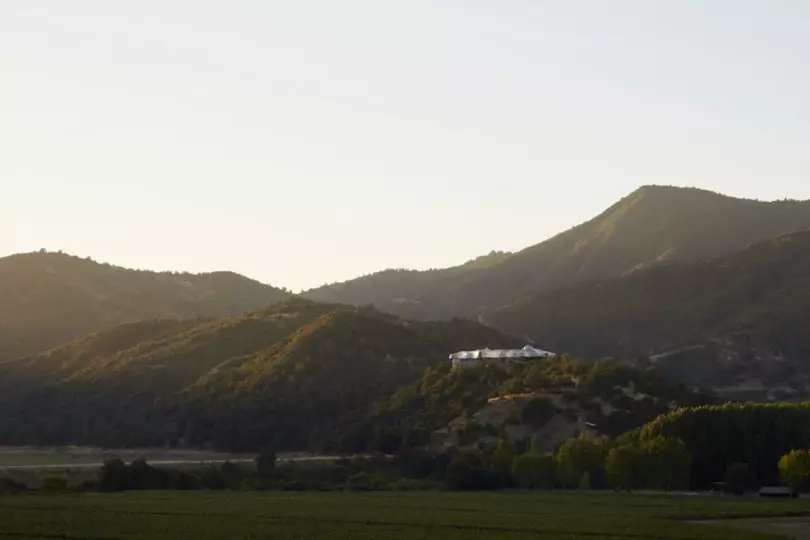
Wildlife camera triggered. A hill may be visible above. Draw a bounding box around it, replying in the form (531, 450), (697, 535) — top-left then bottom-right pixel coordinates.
(0, 296), (713, 453)
(486, 231), (810, 399)
(363, 355), (713, 454)
(306, 186), (810, 320)
(0, 251), (289, 360)
(0, 299), (521, 451)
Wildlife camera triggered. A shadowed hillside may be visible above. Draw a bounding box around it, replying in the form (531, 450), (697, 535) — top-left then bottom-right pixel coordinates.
(0, 251), (289, 360)
(486, 231), (810, 398)
(306, 186), (810, 320)
(0, 298), (521, 451)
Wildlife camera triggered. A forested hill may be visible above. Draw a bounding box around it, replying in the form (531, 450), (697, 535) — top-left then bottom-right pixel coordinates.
(306, 186), (810, 320)
(0, 298), (521, 451)
(0, 251), (289, 360)
(486, 231), (810, 399)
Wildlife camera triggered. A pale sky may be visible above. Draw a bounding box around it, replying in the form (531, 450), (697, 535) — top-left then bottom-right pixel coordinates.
(3, 1), (809, 290)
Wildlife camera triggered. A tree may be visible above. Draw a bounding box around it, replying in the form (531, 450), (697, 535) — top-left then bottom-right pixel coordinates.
(724, 462), (751, 495)
(445, 453), (478, 490)
(521, 398), (555, 429)
(578, 471), (591, 490)
(489, 439), (516, 487)
(642, 437), (691, 490)
(511, 452), (556, 489)
(605, 444), (644, 491)
(445, 452), (497, 491)
(255, 447), (278, 479)
(129, 457), (168, 490)
(778, 449), (810, 492)
(556, 434), (609, 488)
(98, 457), (129, 492)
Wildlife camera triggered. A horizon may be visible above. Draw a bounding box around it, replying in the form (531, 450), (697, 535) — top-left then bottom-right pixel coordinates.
(5, 2), (810, 290)
(6, 183), (809, 291)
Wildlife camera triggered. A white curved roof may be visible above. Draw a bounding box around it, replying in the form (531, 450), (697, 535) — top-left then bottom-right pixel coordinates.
(449, 345), (555, 360)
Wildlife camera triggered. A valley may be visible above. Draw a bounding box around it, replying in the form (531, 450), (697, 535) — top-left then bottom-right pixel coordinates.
(2, 185), (810, 496)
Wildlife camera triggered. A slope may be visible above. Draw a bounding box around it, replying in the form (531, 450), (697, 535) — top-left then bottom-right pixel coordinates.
(306, 186), (810, 320)
(486, 231), (810, 397)
(0, 251), (289, 360)
(0, 298), (521, 450)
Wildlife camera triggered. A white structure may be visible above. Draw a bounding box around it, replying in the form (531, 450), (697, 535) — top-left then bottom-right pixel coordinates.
(449, 345), (556, 369)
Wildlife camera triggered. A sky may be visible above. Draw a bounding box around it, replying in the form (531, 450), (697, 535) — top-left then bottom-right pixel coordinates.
(3, 1), (810, 291)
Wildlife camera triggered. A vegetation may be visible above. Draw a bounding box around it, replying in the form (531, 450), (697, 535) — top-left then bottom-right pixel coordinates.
(511, 451), (556, 489)
(0, 490), (805, 539)
(0, 251), (289, 360)
(778, 449), (810, 492)
(1, 284), (713, 453)
(606, 437), (692, 491)
(307, 186), (810, 322)
(638, 402), (810, 487)
(488, 230), (810, 371)
(0, 298), (521, 450)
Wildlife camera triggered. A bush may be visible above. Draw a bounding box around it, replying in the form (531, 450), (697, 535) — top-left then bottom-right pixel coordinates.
(40, 474), (67, 492)
(293, 462), (350, 486)
(388, 478), (442, 491)
(395, 449), (436, 479)
(98, 457), (129, 492)
(0, 477), (26, 493)
(346, 472), (372, 491)
(445, 452), (499, 491)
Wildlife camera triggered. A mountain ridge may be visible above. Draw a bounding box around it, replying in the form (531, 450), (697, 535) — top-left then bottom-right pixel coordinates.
(0, 298), (523, 450)
(0, 251), (290, 360)
(305, 185), (810, 320)
(485, 229), (810, 399)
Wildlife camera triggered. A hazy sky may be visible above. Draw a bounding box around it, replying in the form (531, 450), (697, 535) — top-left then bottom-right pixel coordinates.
(3, 1), (809, 290)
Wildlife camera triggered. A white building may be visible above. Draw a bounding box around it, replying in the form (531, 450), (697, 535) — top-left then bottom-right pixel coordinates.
(449, 345), (556, 369)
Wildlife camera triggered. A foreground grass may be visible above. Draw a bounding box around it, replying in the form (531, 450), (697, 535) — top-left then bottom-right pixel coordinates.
(0, 491), (808, 539)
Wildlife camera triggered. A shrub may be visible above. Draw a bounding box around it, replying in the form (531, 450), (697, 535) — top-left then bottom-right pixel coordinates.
(779, 449), (810, 491)
(0, 477), (26, 493)
(40, 474), (67, 492)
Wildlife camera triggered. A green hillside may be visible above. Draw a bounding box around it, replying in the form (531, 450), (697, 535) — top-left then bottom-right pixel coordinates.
(306, 186), (810, 320)
(486, 231), (810, 397)
(0, 251), (289, 360)
(360, 354), (713, 453)
(0, 299), (521, 451)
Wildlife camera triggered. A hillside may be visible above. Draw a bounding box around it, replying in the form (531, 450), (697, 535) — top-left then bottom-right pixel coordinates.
(0, 251), (289, 360)
(0, 299), (521, 451)
(359, 354), (713, 454)
(486, 231), (810, 398)
(306, 186), (810, 320)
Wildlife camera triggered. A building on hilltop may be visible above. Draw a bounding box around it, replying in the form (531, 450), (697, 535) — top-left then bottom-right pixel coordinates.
(449, 345), (555, 369)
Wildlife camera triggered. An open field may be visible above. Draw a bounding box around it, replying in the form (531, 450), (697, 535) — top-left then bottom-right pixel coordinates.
(0, 491), (808, 539)
(0, 447), (341, 472)
(0, 447), (257, 470)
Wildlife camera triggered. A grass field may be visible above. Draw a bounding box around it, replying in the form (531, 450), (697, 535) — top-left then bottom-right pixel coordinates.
(0, 491), (808, 539)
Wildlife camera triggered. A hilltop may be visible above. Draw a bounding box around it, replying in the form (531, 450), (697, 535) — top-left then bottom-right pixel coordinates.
(486, 230), (810, 399)
(0, 251), (289, 360)
(306, 186), (810, 320)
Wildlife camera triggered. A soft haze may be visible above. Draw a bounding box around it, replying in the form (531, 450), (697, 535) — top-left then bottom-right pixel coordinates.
(3, 1), (809, 290)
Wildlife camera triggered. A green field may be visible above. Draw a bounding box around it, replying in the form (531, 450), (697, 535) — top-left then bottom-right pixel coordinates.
(0, 491), (808, 539)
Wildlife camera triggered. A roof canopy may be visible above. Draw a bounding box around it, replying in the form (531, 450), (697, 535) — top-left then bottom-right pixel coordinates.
(449, 345), (555, 360)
